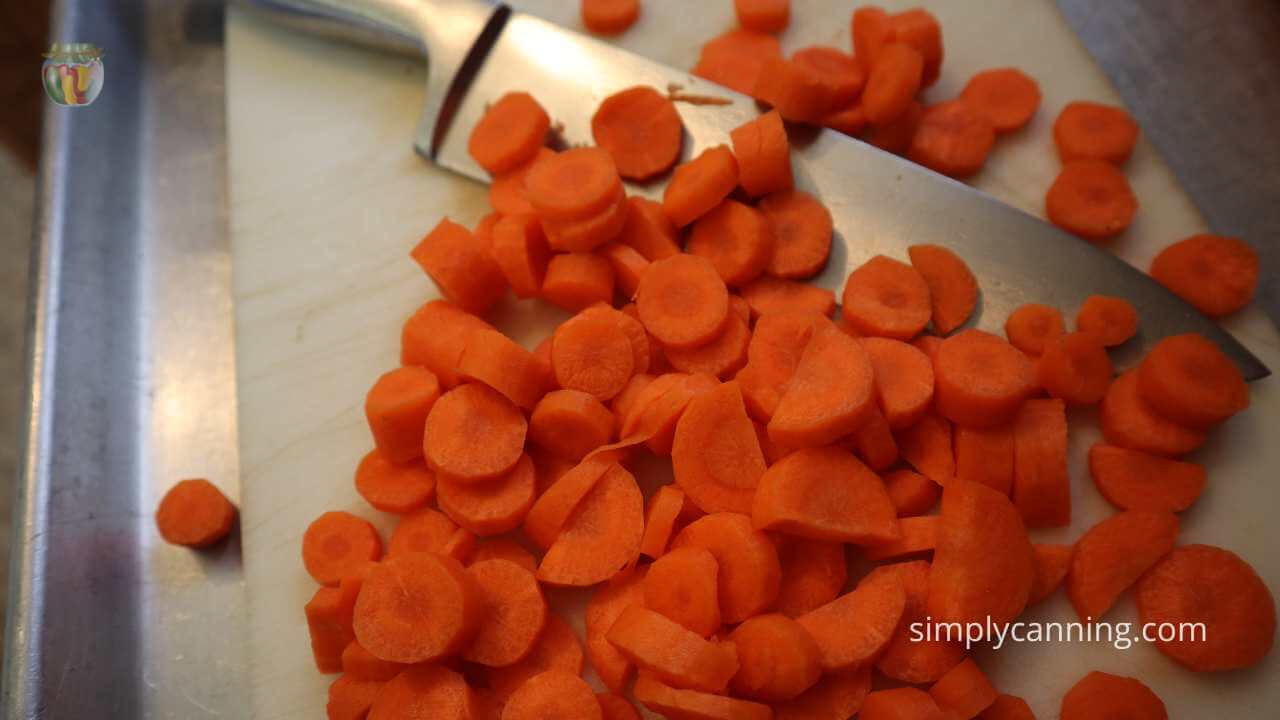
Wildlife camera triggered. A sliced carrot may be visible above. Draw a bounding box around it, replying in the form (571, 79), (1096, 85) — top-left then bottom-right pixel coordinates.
(740, 276), (835, 319)
(851, 6), (892, 72)
(470, 538), (536, 573)
(735, 0), (789, 32)
(769, 319), (876, 448)
(490, 214), (551, 299)
(862, 337), (935, 430)
(908, 244), (978, 334)
(797, 566), (906, 672)
(462, 558), (548, 667)
(1036, 332), (1113, 406)
(1075, 294), (1138, 346)
(822, 100), (869, 136)
(842, 255), (932, 340)
(411, 218), (507, 315)
(1053, 101), (1140, 165)
(929, 658), (997, 720)
(458, 328), (547, 411)
(934, 329), (1035, 428)
(503, 671), (601, 720)
(663, 145), (739, 228)
(621, 372), (720, 455)
(736, 310), (820, 421)
(897, 410), (955, 485)
(581, 0), (639, 35)
(753, 55), (851, 124)
(387, 507), (475, 563)
(912, 332), (943, 362)
(758, 190), (833, 280)
(542, 191), (628, 253)
(692, 29), (783, 97)
(773, 536), (846, 618)
(367, 664), (478, 720)
(552, 308), (636, 401)
(863, 515), (937, 562)
(1088, 443), (1205, 513)
(635, 254), (730, 349)
(523, 457), (612, 549)
(596, 693), (640, 720)
(486, 612), (585, 703)
(591, 86), (682, 181)
(872, 560), (966, 684)
(1099, 370), (1206, 457)
(774, 668), (870, 720)
(585, 568), (647, 693)
(977, 695), (1035, 720)
(959, 68), (1040, 132)
(606, 605), (740, 694)
(908, 100), (996, 179)
(862, 43), (925, 125)
(643, 546), (722, 637)
(884, 468), (941, 516)
(729, 109), (794, 199)
(437, 453), (537, 537)
(665, 310), (750, 378)
(474, 210), (502, 254)
(671, 512), (781, 623)
(1150, 233), (1259, 317)
(1028, 542), (1073, 605)
(525, 146), (623, 222)
(364, 365), (440, 464)
(1137, 333), (1249, 429)
(1003, 302), (1064, 357)
(793, 45), (866, 104)
(928, 480), (1035, 626)
(155, 478), (237, 548)
(424, 383), (526, 482)
(687, 200), (774, 287)
(305, 577), (362, 673)
(1059, 671), (1166, 720)
(849, 405), (899, 471)
(598, 242), (648, 299)
(468, 91), (549, 175)
(490, 147), (553, 216)
(617, 196), (680, 261)
(753, 445), (900, 545)
(730, 614), (822, 701)
(303, 511), (382, 586)
(953, 424), (1014, 495)
(352, 551), (481, 663)
(530, 442), (574, 495)
(1067, 509), (1179, 621)
(622, 302), (670, 372)
(529, 389), (616, 462)
(1012, 398), (1070, 528)
(589, 303), (652, 374)
(401, 300), (494, 388)
(888, 8), (944, 87)
(342, 640), (405, 681)
(672, 381), (767, 514)
(633, 671), (772, 720)
(863, 99), (923, 155)
(1045, 159), (1138, 242)
(537, 463), (643, 586)
(327, 674), (384, 720)
(611, 373), (654, 426)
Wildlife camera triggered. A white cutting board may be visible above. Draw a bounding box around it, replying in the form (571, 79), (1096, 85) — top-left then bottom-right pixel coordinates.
(227, 2), (1280, 718)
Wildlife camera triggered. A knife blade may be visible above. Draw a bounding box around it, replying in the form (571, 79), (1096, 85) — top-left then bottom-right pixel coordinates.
(250, 0), (1268, 380)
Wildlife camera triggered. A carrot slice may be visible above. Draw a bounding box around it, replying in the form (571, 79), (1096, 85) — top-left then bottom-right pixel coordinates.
(1003, 302), (1064, 356)
(977, 695), (1035, 720)
(863, 515), (937, 562)
(401, 300), (494, 388)
(525, 146), (623, 222)
(364, 366), (440, 463)
(633, 671), (772, 720)
(470, 538), (536, 573)
(542, 190), (629, 253)
(411, 218), (507, 315)
(537, 463), (643, 586)
(1036, 332), (1112, 406)
(692, 29), (783, 97)
(1028, 542), (1073, 605)
(730, 614), (822, 701)
(1059, 671), (1166, 720)
(367, 664), (478, 720)
(621, 372), (720, 455)
(773, 536), (846, 618)
(928, 480), (1035, 626)
(757, 190), (833, 280)
(735, 0), (789, 32)
(458, 328), (547, 411)
(467, 91), (549, 175)
(1045, 159), (1138, 242)
(863, 99), (923, 154)
(486, 612), (585, 703)
(797, 567), (906, 672)
(663, 145), (739, 228)
(523, 457), (612, 549)
(753, 56), (850, 123)
(753, 446), (900, 545)
(387, 507), (475, 562)
(303, 511), (382, 586)
(437, 453), (537, 537)
(606, 605), (740, 693)
(640, 486), (685, 559)
(688, 200), (775, 287)
(794, 45), (865, 98)
(849, 405), (899, 471)
(736, 310), (821, 421)
(842, 255), (932, 340)
(1067, 509), (1179, 621)
(888, 8), (943, 87)
(897, 410), (955, 485)
(591, 86), (682, 181)
(671, 512), (781, 623)
(1053, 101), (1140, 165)
(774, 666), (870, 720)
(1089, 443), (1205, 513)
(1150, 233), (1258, 317)
(490, 147), (553, 216)
(585, 568), (647, 693)
(599, 242), (648, 298)
(1012, 398), (1070, 528)
(953, 424), (1014, 495)
(1138, 333), (1249, 429)
(665, 310), (751, 378)
(611, 372), (654, 425)
(424, 383), (526, 482)
(552, 308), (636, 401)
(908, 100), (996, 178)
(851, 6), (892, 72)
(305, 577), (362, 673)
(644, 546), (722, 637)
(529, 389), (615, 462)
(861, 337), (935, 430)
(934, 329), (1035, 428)
(596, 693), (640, 720)
(461, 558), (548, 668)
(1100, 370), (1205, 457)
(822, 100), (869, 136)
(352, 552), (482, 664)
(503, 669), (601, 720)
(907, 244), (978, 335)
(959, 68), (1040, 132)
(342, 640), (404, 682)
(635, 254), (730, 349)
(929, 658), (997, 720)
(617, 196), (681, 261)
(884, 468), (941, 516)
(490, 213), (552, 299)
(769, 319), (876, 448)
(327, 674), (384, 720)
(872, 560), (966, 684)
(729, 110), (794, 198)
(673, 381), (767, 514)
(155, 478), (237, 548)
(584, 302), (652, 375)
(740, 276), (836, 319)
(1138, 544), (1276, 671)
(1075, 294), (1138, 346)
(862, 43), (924, 125)
(581, 0), (638, 35)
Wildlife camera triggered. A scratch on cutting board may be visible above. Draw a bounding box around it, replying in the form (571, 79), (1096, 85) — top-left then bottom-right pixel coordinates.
(181, 688), (221, 717)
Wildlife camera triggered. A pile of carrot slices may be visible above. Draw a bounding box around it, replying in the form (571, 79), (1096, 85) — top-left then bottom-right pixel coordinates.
(277, 2), (1278, 719)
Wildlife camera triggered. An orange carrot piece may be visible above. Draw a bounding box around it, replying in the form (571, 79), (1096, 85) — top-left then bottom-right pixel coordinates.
(470, 538), (537, 573)
(529, 389), (616, 461)
(490, 147), (553, 216)
(863, 515), (937, 562)
(155, 478), (237, 548)
(977, 695), (1035, 720)
(753, 446), (900, 545)
(1089, 443), (1204, 513)
(523, 457), (612, 548)
(1137, 333), (1248, 429)
(794, 45), (865, 100)
(862, 337), (935, 430)
(617, 196), (680, 261)
(424, 383), (526, 482)
(798, 566), (906, 672)
(753, 56), (850, 124)
(491, 213), (552, 298)
(735, 0), (789, 32)
(851, 6), (892, 72)
(611, 372), (654, 425)
(842, 255), (932, 340)
(643, 546), (722, 637)
(758, 190), (833, 280)
(736, 310), (820, 421)
(327, 674), (384, 720)
(769, 319), (876, 448)
(863, 99), (923, 154)
(935, 329), (1035, 428)
(897, 410), (955, 485)
(537, 463), (643, 587)
(1059, 671), (1166, 720)
(673, 381), (767, 514)
(671, 512), (781, 623)
(640, 486), (685, 559)
(663, 145), (739, 228)
(633, 671), (772, 720)
(1045, 159), (1138, 242)
(688, 200), (775, 287)
(959, 68), (1040, 132)
(486, 613), (585, 703)
(542, 191), (628, 252)
(1068, 509), (1179, 621)
(908, 100), (996, 179)
(468, 91), (549, 175)
(953, 425), (1014, 496)
(585, 568), (646, 693)
(1100, 370), (1206, 457)
(606, 605), (740, 694)
(462, 558), (548, 667)
(635, 254), (731, 349)
(773, 536), (846, 618)
(621, 372), (720, 455)
(1075, 294), (1137, 346)
(364, 365), (440, 463)
(596, 693), (641, 720)
(386, 507), (475, 562)
(774, 666), (871, 720)
(929, 658), (997, 720)
(342, 639), (405, 681)
(692, 29), (783, 97)
(591, 85), (682, 181)
(872, 560), (966, 684)
(1012, 398), (1070, 528)
(822, 100), (869, 136)
(1053, 101), (1140, 165)
(581, 0), (638, 35)
(503, 669), (601, 720)
(862, 43), (924, 125)
(411, 218), (507, 315)
(306, 576), (362, 673)
(367, 664), (478, 720)
(1036, 332), (1113, 406)
(552, 308), (636, 401)
(1150, 233), (1259, 317)
(884, 468), (941, 516)
(740, 276), (836, 319)
(908, 244), (978, 335)
(730, 110), (794, 198)
(1003, 303), (1064, 357)
(928, 480), (1035, 626)
(849, 405), (899, 471)
(352, 552), (482, 664)
(665, 310), (751, 379)
(888, 8), (943, 87)
(437, 453), (537, 537)
(303, 511), (382, 586)
(730, 614), (822, 701)
(1028, 542), (1073, 605)
(525, 146), (623, 222)
(458, 328), (547, 411)
(401, 300), (494, 388)
(598, 242), (648, 299)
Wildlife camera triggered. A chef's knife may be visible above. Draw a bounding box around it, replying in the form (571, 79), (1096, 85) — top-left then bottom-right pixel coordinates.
(248, 0), (1268, 379)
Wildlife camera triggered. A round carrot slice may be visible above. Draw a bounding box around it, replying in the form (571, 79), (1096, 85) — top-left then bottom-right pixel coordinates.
(740, 276), (836, 319)
(934, 329), (1035, 428)
(692, 29), (783, 97)
(364, 365), (441, 464)
(553, 309), (636, 401)
(671, 512), (780, 624)
(155, 478), (237, 548)
(592, 86), (683, 181)
(1046, 159), (1138, 242)
(542, 252), (616, 312)
(1150, 233), (1259, 318)
(530, 389), (616, 461)
(753, 446), (900, 545)
(1075, 294), (1138, 346)
(542, 189), (628, 252)
(735, 0), (789, 33)
(355, 450), (435, 514)
(1100, 370), (1205, 457)
(1067, 509), (1179, 621)
(302, 511), (382, 586)
(490, 147), (553, 216)
(1137, 333), (1248, 428)
(600, 242), (649, 298)
(387, 507), (475, 562)
(470, 538), (537, 573)
(1036, 331), (1113, 406)
(959, 68), (1041, 132)
(792, 46), (866, 102)
(860, 337), (935, 430)
(618, 196), (681, 261)
(1004, 303), (1064, 356)
(491, 213), (551, 298)
(1053, 101), (1139, 165)
(457, 327), (547, 411)
(769, 319), (876, 448)
(907, 100), (996, 179)
(581, 0), (639, 36)
(411, 218), (507, 315)
(862, 43), (924, 125)
(754, 56), (848, 124)
(888, 8), (943, 87)
(1059, 671), (1166, 720)
(907, 243), (978, 335)
(730, 110), (794, 199)
(463, 558), (548, 667)
(688, 200), (775, 287)
(400, 299), (494, 388)
(467, 91), (549, 175)
(437, 453), (537, 536)
(486, 613), (586, 702)
(505, 669), (602, 720)
(663, 145), (739, 228)
(635, 254), (730, 350)
(730, 614), (822, 702)
(797, 566), (907, 672)
(525, 147), (623, 222)
(424, 383), (527, 482)
(841, 255), (932, 340)
(368, 664), (478, 720)
(353, 551), (483, 664)
(644, 546), (722, 637)
(665, 310), (751, 378)
(759, 190), (833, 280)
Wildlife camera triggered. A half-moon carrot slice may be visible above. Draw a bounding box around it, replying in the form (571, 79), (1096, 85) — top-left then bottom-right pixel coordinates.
(424, 383), (527, 482)
(467, 91), (549, 175)
(688, 200), (775, 287)
(1099, 370), (1206, 457)
(302, 511), (383, 586)
(883, 468), (940, 517)
(585, 567), (646, 693)
(537, 463), (643, 586)
(355, 450), (435, 515)
(774, 666), (871, 720)
(861, 336), (935, 430)
(352, 552), (482, 664)
(729, 109), (793, 198)
(897, 410), (955, 485)
(1137, 333), (1249, 429)
(730, 613), (822, 701)
(907, 244), (978, 335)
(768, 319), (876, 448)
(644, 546), (721, 637)
(753, 446), (900, 545)
(463, 558), (548, 667)
(1013, 398), (1070, 528)
(1003, 303), (1064, 357)
(491, 213), (552, 299)
(591, 85), (683, 181)
(759, 190), (833, 280)
(934, 329), (1035, 428)
(842, 255), (932, 340)
(617, 196), (680, 261)
(1067, 509), (1179, 621)
(797, 566), (906, 672)
(621, 372), (719, 455)
(928, 658), (997, 720)
(457, 327), (547, 411)
(1088, 443), (1205, 513)
(523, 457), (612, 549)
(437, 453), (537, 537)
(663, 145), (739, 228)
(1075, 294), (1138, 346)
(1150, 233), (1259, 318)
(862, 515), (937, 562)
(671, 512), (780, 624)
(635, 254), (730, 350)
(672, 381), (767, 514)
(773, 536), (846, 618)
(953, 424), (1014, 496)
(871, 560), (966, 684)
(606, 605), (740, 694)
(640, 486), (685, 559)
(504, 669), (602, 720)
(632, 671), (772, 720)
(327, 675), (383, 720)
(848, 404), (899, 471)
(367, 664), (478, 720)
(525, 146), (623, 222)
(740, 276), (836, 319)
(907, 100), (996, 179)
